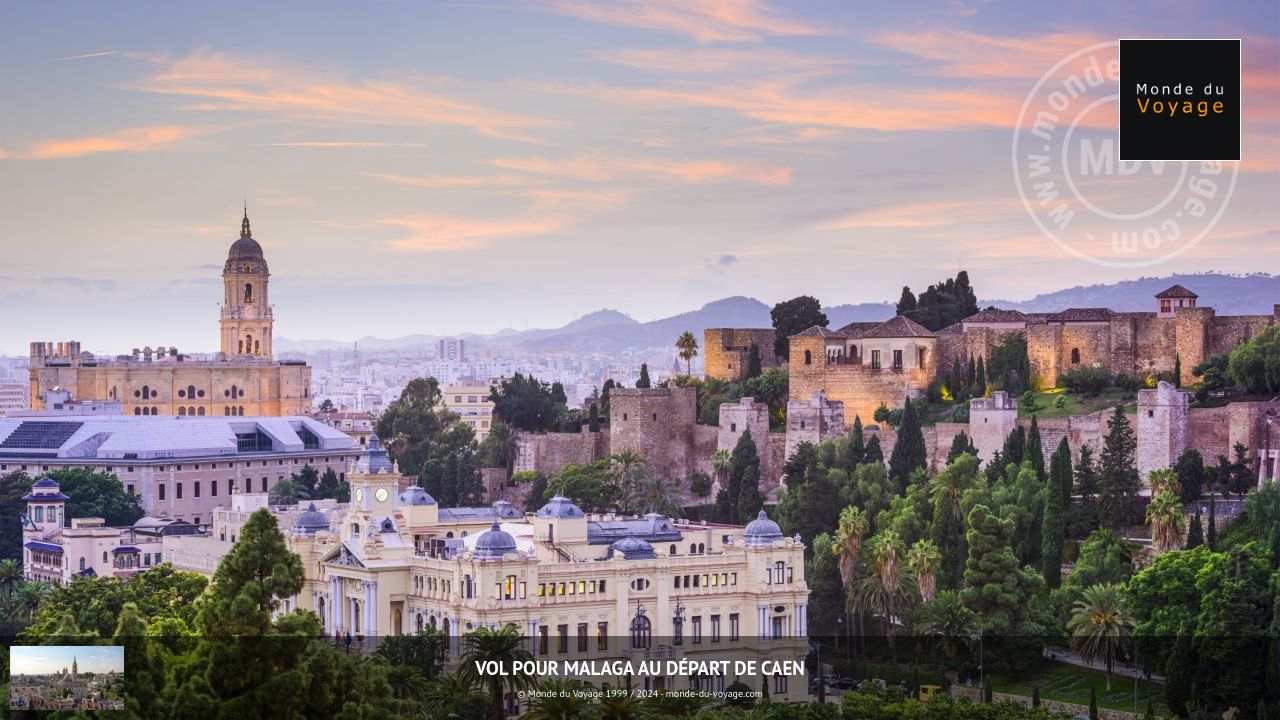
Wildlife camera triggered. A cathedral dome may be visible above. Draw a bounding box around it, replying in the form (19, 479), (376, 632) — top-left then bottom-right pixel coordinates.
(742, 510), (783, 547)
(610, 536), (655, 560)
(536, 496), (584, 519)
(225, 209), (267, 269)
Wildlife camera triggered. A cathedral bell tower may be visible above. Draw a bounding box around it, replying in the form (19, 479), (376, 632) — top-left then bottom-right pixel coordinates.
(220, 206), (274, 358)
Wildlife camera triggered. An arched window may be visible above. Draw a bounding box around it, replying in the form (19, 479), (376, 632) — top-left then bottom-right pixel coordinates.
(33, 507), (43, 522)
(244, 283), (253, 303)
(79, 557), (85, 571)
(416, 614), (423, 633)
(463, 575), (474, 599)
(189, 406), (196, 416)
(254, 339), (260, 354)
(803, 350), (812, 365)
(245, 334), (254, 354)
(188, 385), (196, 400)
(102, 551), (108, 563)
(134, 407), (142, 416)
(238, 340), (244, 353)
(670, 544), (677, 556)
(178, 407), (186, 416)
(197, 407), (205, 416)
(1071, 348), (1081, 364)
(630, 613), (652, 649)
(142, 385), (151, 399)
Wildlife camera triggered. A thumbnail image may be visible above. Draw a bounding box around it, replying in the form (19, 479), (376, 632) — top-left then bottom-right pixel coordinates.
(8, 646), (125, 711)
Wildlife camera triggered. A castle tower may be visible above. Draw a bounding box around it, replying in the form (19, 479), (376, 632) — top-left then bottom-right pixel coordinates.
(71, 656), (77, 679)
(220, 206), (274, 358)
(969, 391), (1018, 468)
(1137, 380), (1189, 491)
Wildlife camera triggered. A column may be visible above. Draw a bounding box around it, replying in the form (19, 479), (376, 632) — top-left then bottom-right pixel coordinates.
(1261, 450), (1269, 485)
(527, 620), (539, 655)
(450, 615), (460, 656)
(364, 580), (377, 638)
(330, 577), (341, 632)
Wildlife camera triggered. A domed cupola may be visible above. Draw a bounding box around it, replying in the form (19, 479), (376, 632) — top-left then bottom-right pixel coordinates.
(473, 520), (518, 559)
(292, 503), (331, 535)
(398, 487), (436, 506)
(226, 207), (266, 268)
(537, 496), (584, 519)
(354, 433), (395, 475)
(610, 536), (655, 560)
(742, 510), (783, 547)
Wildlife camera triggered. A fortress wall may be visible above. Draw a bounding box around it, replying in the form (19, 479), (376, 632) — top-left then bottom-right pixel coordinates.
(704, 328), (777, 381)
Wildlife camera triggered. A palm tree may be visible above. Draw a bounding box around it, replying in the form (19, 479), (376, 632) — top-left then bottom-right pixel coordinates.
(424, 673), (487, 717)
(486, 421), (519, 475)
(1067, 583), (1134, 691)
(624, 472), (684, 517)
(870, 530), (905, 594)
(711, 449), (732, 493)
(9, 580), (54, 623)
(906, 539), (942, 603)
(676, 331), (699, 376)
(1146, 468), (1181, 497)
(459, 625), (535, 720)
(832, 506), (869, 588)
(1145, 490), (1186, 553)
(912, 590), (979, 661)
(609, 450), (647, 493)
(0, 559), (22, 600)
(851, 530), (919, 658)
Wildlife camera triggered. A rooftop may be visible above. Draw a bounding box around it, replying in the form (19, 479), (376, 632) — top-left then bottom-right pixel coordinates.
(1155, 284), (1199, 299)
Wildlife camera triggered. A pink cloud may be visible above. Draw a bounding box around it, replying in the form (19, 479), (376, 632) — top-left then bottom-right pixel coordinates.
(15, 125), (207, 159)
(492, 150), (792, 185)
(380, 214), (570, 252)
(541, 0), (835, 43)
(362, 172), (550, 188)
(124, 49), (552, 143)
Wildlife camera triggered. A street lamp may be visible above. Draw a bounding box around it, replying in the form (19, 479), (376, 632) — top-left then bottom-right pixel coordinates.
(836, 614), (845, 661)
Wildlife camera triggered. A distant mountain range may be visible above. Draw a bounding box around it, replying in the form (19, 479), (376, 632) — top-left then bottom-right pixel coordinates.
(275, 273), (1278, 354)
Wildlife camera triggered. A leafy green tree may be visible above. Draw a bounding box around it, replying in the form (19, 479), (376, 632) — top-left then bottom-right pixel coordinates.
(1002, 426), (1026, 472)
(808, 533), (845, 636)
(770, 295), (828, 359)
(960, 504), (1044, 671)
(22, 563), (207, 640)
(548, 460), (618, 513)
(989, 332), (1032, 395)
(1067, 529), (1134, 588)
(1228, 441), (1256, 498)
(376, 628), (446, 681)
(377, 377), (476, 475)
(1097, 406), (1140, 530)
(460, 625), (535, 720)
(889, 397), (927, 491)
(930, 454), (982, 590)
(41, 467), (145, 527)
(1174, 447), (1204, 503)
(317, 398), (336, 413)
(689, 473), (712, 498)
(1024, 416), (1045, 479)
(896, 286), (917, 315)
(1228, 324), (1280, 394)
(726, 429), (760, 524)
(898, 272), (979, 331)
(947, 431), (977, 464)
(1193, 546), (1273, 712)
(1041, 438), (1071, 588)
(636, 363), (652, 389)
(314, 467), (344, 501)
(1246, 480), (1280, 567)
(865, 434), (884, 464)
(487, 373), (566, 433)
(1185, 508), (1203, 548)
(1206, 494), (1217, 550)
(746, 343), (763, 379)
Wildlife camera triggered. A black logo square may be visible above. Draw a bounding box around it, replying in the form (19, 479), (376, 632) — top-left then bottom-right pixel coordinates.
(1119, 39), (1240, 161)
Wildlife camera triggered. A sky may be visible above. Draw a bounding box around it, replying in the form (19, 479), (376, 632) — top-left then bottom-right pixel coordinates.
(10, 645), (124, 675)
(0, 0), (1277, 355)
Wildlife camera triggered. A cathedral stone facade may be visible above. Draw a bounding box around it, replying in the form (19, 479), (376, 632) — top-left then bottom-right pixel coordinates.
(27, 210), (312, 417)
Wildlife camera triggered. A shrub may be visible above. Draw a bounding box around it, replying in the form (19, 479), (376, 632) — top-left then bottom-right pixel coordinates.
(1114, 373), (1142, 392)
(1059, 366), (1113, 396)
(690, 473), (712, 497)
(1053, 395), (1067, 410)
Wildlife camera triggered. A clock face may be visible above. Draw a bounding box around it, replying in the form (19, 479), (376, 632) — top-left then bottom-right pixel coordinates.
(355, 488), (364, 502)
(375, 488), (389, 502)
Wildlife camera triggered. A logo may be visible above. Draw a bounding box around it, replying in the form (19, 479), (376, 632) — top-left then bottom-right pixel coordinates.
(1013, 41), (1238, 268)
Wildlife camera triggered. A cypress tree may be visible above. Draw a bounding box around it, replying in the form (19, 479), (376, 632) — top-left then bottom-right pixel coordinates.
(865, 434), (884, 464)
(1032, 684), (1041, 708)
(889, 398), (927, 491)
(1207, 495), (1217, 549)
(636, 363), (651, 389)
(951, 356), (964, 398)
(847, 416), (866, 469)
(947, 431), (977, 464)
(738, 465), (763, 521)
(1003, 425), (1026, 471)
(1041, 437), (1071, 588)
(983, 676), (993, 703)
(588, 403), (600, 432)
(975, 356), (987, 396)
(1088, 688), (1098, 720)
(746, 343), (763, 379)
(967, 354), (976, 390)
(728, 429), (760, 523)
(1186, 509), (1203, 549)
(1144, 698), (1155, 720)
(985, 450), (1005, 485)
(1025, 415), (1045, 480)
(1174, 356), (1182, 388)
(1097, 406), (1140, 530)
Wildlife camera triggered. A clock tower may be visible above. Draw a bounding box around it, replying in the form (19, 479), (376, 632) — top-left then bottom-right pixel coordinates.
(345, 434), (400, 539)
(220, 206), (274, 358)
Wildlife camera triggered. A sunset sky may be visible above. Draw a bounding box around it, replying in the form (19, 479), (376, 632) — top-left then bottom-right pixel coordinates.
(1, 0), (1277, 354)
(10, 645), (124, 676)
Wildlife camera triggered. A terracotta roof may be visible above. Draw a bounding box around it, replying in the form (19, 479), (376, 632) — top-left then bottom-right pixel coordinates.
(962, 308), (1028, 324)
(937, 322), (964, 334)
(862, 315), (936, 338)
(1155, 284), (1198, 299)
(790, 325), (843, 339)
(1046, 308), (1116, 323)
(835, 321), (882, 338)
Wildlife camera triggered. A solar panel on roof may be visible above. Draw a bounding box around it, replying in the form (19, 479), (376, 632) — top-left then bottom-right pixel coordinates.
(0, 421), (83, 450)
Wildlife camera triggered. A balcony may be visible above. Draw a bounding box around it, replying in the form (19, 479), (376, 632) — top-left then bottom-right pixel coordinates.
(623, 644), (677, 661)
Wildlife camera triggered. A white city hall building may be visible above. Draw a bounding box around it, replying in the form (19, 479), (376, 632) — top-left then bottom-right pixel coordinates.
(163, 435), (811, 702)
